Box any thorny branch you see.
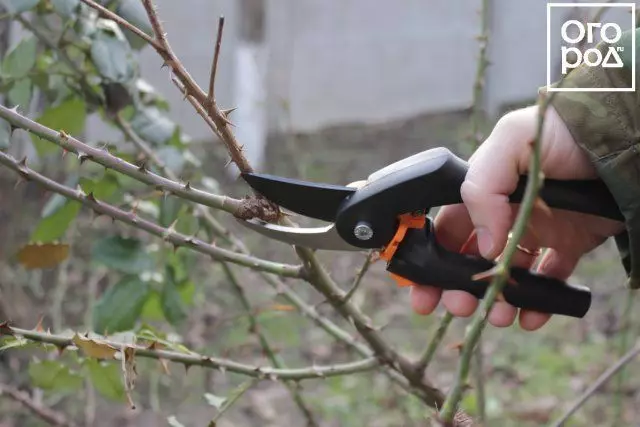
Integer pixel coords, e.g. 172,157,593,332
0,0,477,420
468,0,492,422
3,325,379,381
0,382,77,427
0,105,244,215
222,264,319,427
0,150,303,278
75,0,456,411
438,86,564,424
415,312,454,373
116,111,317,425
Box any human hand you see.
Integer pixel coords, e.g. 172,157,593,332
410,105,625,330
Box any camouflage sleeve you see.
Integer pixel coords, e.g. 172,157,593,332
539,28,640,288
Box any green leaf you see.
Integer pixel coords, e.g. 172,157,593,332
79,173,119,201
115,0,153,50
161,266,187,326
31,200,81,242
28,359,83,391
1,0,39,15
92,235,154,274
85,359,125,400
90,26,136,84
7,79,32,110
51,0,79,17
140,290,164,321
156,146,186,176
32,97,87,156
93,275,151,333
0,118,11,150
159,195,183,228
30,176,81,242
2,35,37,79
130,106,176,146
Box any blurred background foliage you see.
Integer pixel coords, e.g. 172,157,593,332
0,1,637,426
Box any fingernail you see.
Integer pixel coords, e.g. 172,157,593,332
476,227,494,258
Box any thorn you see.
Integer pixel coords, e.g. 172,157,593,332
86,192,97,202
221,107,237,117
183,181,192,191
34,315,45,332
172,243,179,252
59,130,69,140
62,149,68,158
77,151,89,164
18,156,27,167
137,161,148,173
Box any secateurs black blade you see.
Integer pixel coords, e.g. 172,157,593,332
237,147,624,318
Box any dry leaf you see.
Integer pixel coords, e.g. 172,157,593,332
122,347,137,409
17,242,70,269
72,334,118,360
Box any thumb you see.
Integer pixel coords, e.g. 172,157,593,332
460,106,550,259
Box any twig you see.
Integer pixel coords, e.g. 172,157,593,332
612,289,635,426
415,312,454,373
548,339,640,427
295,246,446,407
207,16,225,111
342,251,374,303
4,325,379,381
77,0,459,411
222,263,319,427
0,150,303,278
78,0,160,50
468,0,491,150
208,378,259,425
0,382,77,427
0,105,243,214
144,0,252,171
472,338,487,425
438,87,562,423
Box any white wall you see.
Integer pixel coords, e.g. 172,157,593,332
76,0,639,168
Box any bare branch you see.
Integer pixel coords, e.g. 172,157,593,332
79,0,161,50
415,312,454,373
5,325,379,381
549,339,640,427
342,251,374,304
77,0,458,412
0,105,243,214
0,150,303,278
438,82,565,423
222,264,319,426
208,16,225,110
0,382,77,427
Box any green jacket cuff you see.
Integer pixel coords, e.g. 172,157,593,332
540,28,640,288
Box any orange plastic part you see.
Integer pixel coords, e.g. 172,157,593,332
380,213,426,288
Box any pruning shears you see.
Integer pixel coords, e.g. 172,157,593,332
237,147,623,318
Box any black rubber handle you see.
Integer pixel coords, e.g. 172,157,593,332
335,147,623,249
386,218,591,318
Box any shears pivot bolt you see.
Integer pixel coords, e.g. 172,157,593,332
354,222,374,240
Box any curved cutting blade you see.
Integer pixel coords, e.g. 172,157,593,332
242,172,355,222
237,219,363,251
